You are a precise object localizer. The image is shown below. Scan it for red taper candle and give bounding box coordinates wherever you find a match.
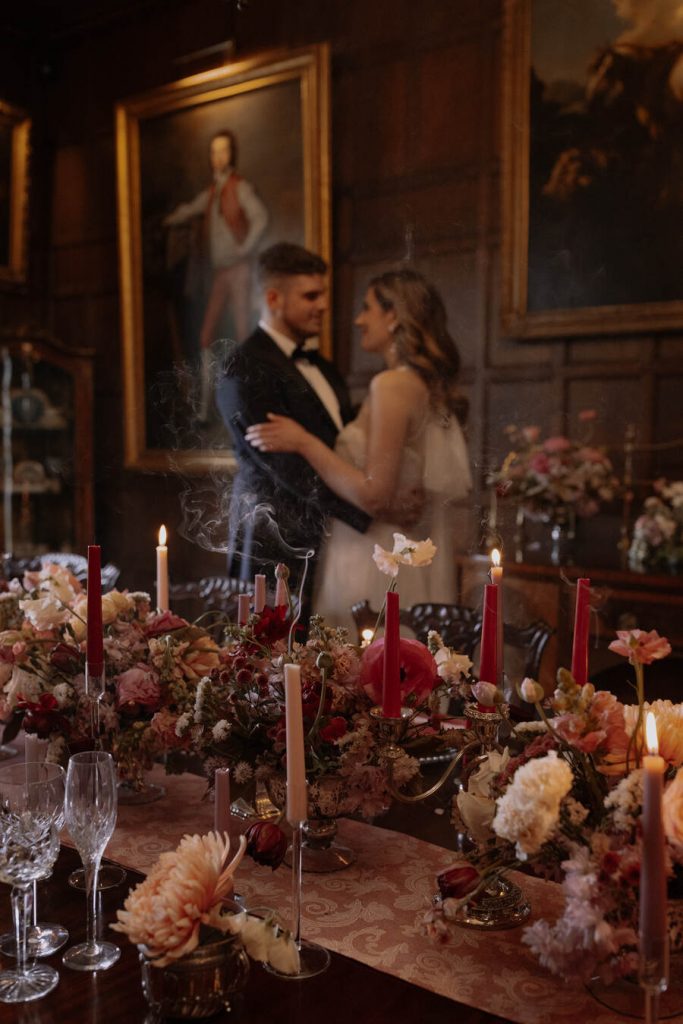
[571,578,591,687]
[86,544,103,674]
[479,583,498,685]
[382,590,401,718]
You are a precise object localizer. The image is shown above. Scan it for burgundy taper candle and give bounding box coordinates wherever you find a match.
[571,578,591,687]
[479,583,498,685]
[382,590,402,718]
[86,545,103,674]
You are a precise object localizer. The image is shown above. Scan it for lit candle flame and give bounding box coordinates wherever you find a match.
[158,524,167,547]
[361,628,374,648]
[491,548,501,568]
[645,711,659,756]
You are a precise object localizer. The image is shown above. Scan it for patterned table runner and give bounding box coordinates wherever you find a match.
[76,766,666,1024]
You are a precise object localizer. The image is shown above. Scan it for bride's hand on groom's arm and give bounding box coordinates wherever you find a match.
[245,413,310,455]
[376,486,425,529]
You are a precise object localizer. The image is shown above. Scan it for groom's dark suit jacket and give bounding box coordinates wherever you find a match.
[216,327,370,598]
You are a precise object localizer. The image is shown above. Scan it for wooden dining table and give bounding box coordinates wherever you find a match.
[0,845,510,1024]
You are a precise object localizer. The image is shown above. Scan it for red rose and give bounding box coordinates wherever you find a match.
[49,642,82,674]
[244,821,288,870]
[18,693,70,740]
[437,863,480,900]
[319,716,348,743]
[360,637,437,706]
[251,605,291,643]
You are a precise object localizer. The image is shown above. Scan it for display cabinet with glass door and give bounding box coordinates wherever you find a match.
[0,331,94,560]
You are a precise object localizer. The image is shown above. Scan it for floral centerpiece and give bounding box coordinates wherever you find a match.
[488,412,619,521]
[112,830,298,1017]
[425,628,683,984]
[0,563,220,782]
[187,534,472,819]
[629,479,683,573]
[187,612,423,819]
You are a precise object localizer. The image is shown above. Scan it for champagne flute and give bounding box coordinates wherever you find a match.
[0,762,65,1003]
[62,750,120,971]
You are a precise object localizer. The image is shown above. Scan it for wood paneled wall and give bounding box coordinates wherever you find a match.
[4,0,683,592]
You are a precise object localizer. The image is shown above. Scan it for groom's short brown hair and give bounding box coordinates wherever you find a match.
[258,243,327,284]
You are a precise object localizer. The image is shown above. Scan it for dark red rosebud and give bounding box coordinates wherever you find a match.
[437,863,480,900]
[244,821,288,870]
[49,642,82,674]
[319,716,348,743]
[235,668,252,686]
[601,851,620,877]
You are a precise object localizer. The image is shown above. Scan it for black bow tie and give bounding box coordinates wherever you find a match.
[290,346,322,365]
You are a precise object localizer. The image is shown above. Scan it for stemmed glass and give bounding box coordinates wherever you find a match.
[0,762,65,1003]
[62,750,120,971]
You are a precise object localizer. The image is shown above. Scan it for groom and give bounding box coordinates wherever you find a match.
[215,242,370,610]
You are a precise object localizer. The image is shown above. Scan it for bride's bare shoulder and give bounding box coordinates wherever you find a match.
[370,366,428,400]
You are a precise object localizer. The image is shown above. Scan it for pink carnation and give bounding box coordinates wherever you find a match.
[608,629,672,665]
[145,611,189,637]
[116,663,161,709]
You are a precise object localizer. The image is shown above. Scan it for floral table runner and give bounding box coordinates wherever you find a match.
[69,766,662,1024]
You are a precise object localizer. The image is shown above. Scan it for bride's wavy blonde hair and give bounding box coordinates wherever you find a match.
[369,269,468,424]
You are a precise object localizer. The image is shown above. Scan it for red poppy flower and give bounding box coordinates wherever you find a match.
[360,637,437,706]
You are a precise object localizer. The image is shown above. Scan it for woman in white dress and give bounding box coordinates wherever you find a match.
[245,269,472,632]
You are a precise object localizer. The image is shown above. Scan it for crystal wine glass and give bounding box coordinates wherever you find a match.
[0,761,65,1003]
[0,807,70,958]
[62,750,120,971]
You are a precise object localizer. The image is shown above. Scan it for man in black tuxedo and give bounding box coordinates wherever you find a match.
[215,243,370,609]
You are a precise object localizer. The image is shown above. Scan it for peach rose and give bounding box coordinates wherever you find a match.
[663,768,683,855]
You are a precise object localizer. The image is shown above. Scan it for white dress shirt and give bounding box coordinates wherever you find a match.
[258,320,343,431]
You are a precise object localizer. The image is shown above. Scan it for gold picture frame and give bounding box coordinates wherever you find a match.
[116,44,331,472]
[502,0,683,339]
[0,100,30,286]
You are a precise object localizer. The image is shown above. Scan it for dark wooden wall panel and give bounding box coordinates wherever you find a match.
[3,0,682,593]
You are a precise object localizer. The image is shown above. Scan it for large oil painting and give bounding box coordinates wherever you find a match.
[0,100,30,287]
[502,0,683,338]
[116,45,331,471]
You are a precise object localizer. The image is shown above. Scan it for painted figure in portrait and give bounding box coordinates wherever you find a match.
[163,129,268,422]
[528,0,683,313]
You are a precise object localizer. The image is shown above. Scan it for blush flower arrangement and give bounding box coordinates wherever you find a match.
[488,413,619,519]
[112,830,298,972]
[0,563,220,781]
[629,479,683,572]
[186,612,425,819]
[425,628,683,984]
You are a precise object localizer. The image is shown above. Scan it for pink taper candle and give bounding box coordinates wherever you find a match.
[571,578,591,687]
[213,767,231,836]
[640,713,669,968]
[237,593,250,625]
[479,584,498,685]
[382,590,401,718]
[254,574,266,614]
[156,525,169,612]
[284,663,307,826]
[86,545,103,674]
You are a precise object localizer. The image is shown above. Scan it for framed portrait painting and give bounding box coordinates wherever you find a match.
[0,100,30,287]
[116,44,331,471]
[502,0,683,338]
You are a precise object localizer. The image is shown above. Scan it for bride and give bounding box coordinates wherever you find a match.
[245,268,472,632]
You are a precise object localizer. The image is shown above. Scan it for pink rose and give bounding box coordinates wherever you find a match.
[608,629,672,665]
[529,453,550,475]
[145,611,189,637]
[543,436,572,453]
[116,663,161,709]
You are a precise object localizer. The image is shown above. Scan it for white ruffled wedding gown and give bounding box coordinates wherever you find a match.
[312,393,473,634]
